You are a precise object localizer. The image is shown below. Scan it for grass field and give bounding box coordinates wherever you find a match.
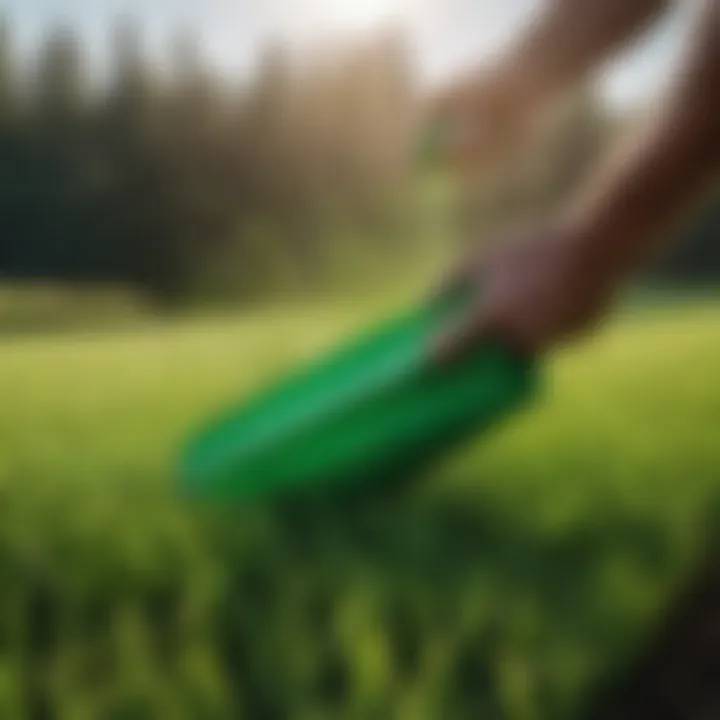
[0,299,719,718]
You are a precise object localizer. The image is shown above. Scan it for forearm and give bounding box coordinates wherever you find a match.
[566,0,720,279]
[492,0,668,109]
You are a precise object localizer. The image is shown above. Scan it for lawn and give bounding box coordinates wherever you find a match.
[0,300,718,718]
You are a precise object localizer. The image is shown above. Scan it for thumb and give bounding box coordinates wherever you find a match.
[429,246,493,304]
[432,299,497,366]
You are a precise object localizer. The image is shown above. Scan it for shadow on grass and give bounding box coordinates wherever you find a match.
[207,475,687,719]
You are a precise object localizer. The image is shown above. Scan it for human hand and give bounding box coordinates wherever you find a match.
[434,222,618,359]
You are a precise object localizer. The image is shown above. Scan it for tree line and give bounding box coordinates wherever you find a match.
[0,16,715,305]
[0,18,416,303]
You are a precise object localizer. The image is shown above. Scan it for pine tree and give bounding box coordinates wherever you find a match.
[105,16,156,137]
[0,16,17,124]
[35,23,86,128]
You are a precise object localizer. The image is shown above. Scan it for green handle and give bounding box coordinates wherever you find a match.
[180,292,537,503]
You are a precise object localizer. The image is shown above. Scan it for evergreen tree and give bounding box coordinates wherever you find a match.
[0,16,17,124]
[35,23,85,128]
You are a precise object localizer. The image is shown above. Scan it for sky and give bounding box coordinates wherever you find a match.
[3,0,695,108]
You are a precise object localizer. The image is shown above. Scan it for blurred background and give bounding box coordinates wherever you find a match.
[0,0,718,717]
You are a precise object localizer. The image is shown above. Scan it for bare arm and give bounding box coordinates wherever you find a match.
[566,0,720,280]
[438,0,720,357]
[482,0,668,107]
[436,0,669,166]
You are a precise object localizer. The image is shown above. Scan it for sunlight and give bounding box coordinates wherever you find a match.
[308,0,412,32]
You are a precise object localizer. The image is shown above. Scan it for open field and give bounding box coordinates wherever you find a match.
[0,300,719,718]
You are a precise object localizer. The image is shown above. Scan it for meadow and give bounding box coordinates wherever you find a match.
[0,297,719,718]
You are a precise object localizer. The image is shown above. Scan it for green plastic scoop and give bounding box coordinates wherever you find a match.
[179,291,537,503]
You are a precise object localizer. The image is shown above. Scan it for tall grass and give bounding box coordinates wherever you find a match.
[0,300,718,718]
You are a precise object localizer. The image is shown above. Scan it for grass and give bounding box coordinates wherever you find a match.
[0,298,719,718]
[0,282,148,335]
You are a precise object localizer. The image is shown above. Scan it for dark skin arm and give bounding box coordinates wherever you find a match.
[436,0,669,171]
[567,0,719,277]
[435,0,720,358]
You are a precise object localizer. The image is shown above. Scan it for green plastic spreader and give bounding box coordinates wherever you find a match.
[179,292,537,503]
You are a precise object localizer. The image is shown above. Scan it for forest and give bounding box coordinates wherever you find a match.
[0,18,416,303]
[0,16,715,307]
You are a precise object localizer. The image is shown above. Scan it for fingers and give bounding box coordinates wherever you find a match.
[433,297,498,366]
[429,243,495,303]
[429,246,496,362]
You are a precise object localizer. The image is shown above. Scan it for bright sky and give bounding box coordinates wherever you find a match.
[6,0,695,108]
